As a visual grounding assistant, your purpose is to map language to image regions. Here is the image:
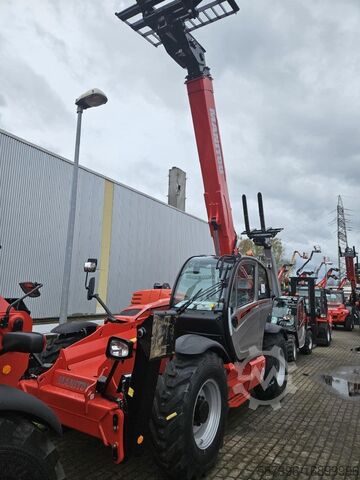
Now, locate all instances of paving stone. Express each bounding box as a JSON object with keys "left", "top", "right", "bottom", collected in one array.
[{"left": 54, "top": 330, "right": 360, "bottom": 479}]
